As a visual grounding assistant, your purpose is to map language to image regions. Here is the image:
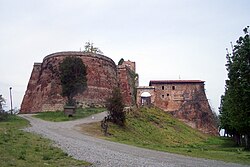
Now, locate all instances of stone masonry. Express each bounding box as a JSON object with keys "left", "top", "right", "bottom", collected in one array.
[
  {"left": 20, "top": 52, "right": 135, "bottom": 113},
  {"left": 20, "top": 51, "right": 217, "bottom": 134},
  {"left": 137, "top": 80, "right": 218, "bottom": 135}
]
